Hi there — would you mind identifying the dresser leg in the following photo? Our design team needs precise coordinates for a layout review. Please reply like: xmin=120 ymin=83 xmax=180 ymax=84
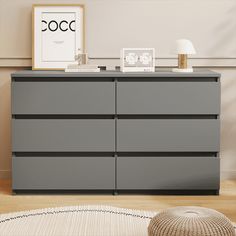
xmin=12 ymin=190 xmax=17 ymax=195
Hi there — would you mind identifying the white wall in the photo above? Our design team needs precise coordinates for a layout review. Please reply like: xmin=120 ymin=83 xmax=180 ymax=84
xmin=0 ymin=0 xmax=236 ymax=179
xmin=86 ymin=0 xmax=236 ymax=59
xmin=0 ymin=0 xmax=236 ymax=65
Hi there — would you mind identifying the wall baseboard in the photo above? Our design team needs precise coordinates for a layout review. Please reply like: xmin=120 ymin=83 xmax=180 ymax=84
xmin=221 ymin=170 xmax=236 ymax=180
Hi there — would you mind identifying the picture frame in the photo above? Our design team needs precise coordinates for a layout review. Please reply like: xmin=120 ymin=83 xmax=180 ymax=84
xmin=32 ymin=4 xmax=85 ymax=70
xmin=120 ymin=48 xmax=155 ymax=72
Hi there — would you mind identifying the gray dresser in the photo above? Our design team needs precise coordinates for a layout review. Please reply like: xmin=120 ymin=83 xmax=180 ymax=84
xmin=11 ymin=70 xmax=221 ymax=194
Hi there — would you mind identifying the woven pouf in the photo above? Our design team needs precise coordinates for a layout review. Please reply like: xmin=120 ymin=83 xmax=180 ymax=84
xmin=148 ymin=206 xmax=236 ymax=236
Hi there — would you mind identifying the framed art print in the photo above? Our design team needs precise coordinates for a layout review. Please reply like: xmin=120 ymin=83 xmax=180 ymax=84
xmin=32 ymin=4 xmax=85 ymax=70
xmin=120 ymin=48 xmax=155 ymax=72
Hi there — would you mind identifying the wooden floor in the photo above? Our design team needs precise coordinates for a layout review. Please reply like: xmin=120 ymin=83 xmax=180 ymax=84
xmin=0 ymin=180 xmax=236 ymax=222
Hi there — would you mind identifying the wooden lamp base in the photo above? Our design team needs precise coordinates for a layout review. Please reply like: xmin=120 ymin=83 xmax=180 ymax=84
xmin=172 ymin=54 xmax=193 ymax=73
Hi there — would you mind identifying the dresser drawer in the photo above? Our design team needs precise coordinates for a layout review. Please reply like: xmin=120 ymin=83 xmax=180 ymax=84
xmin=117 ymin=82 xmax=220 ymax=114
xmin=12 ymin=82 xmax=115 ymax=114
xmin=117 ymin=157 xmax=219 ymax=190
xmin=117 ymin=119 xmax=220 ymax=152
xmin=13 ymin=156 xmax=115 ymax=190
xmin=13 ymin=119 xmax=115 ymax=152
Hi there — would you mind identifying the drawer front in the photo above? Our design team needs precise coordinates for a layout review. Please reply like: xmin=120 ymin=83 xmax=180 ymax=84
xmin=12 ymin=82 xmax=115 ymax=114
xmin=117 ymin=82 xmax=220 ymax=114
xmin=117 ymin=119 xmax=220 ymax=152
xmin=117 ymin=157 xmax=219 ymax=189
xmin=13 ymin=156 xmax=115 ymax=190
xmin=13 ymin=119 xmax=115 ymax=152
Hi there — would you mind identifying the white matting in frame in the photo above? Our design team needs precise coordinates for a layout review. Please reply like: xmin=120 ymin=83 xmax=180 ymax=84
xmin=33 ymin=5 xmax=84 ymax=70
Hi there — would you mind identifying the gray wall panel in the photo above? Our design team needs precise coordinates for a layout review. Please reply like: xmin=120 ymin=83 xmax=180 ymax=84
xmin=13 ymin=156 xmax=115 ymax=190
xmin=117 ymin=157 xmax=220 ymax=190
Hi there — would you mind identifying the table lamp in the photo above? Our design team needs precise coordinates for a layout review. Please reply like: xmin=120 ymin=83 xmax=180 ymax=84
xmin=172 ymin=39 xmax=196 ymax=73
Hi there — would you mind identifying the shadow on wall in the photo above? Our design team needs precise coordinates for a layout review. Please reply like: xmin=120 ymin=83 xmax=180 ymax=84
xmin=208 ymin=3 xmax=236 ymax=56
xmin=220 ymin=69 xmax=236 ymax=177
xmin=0 ymin=69 xmax=12 ymax=178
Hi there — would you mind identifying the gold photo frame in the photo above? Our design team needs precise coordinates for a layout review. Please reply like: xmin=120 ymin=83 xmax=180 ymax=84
xmin=32 ymin=4 xmax=85 ymax=70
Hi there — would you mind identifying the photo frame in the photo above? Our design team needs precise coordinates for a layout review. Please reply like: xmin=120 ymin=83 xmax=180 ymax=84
xmin=32 ymin=4 xmax=85 ymax=70
xmin=120 ymin=48 xmax=155 ymax=72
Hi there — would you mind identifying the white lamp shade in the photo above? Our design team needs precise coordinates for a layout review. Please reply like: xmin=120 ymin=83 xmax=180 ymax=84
xmin=172 ymin=39 xmax=196 ymax=55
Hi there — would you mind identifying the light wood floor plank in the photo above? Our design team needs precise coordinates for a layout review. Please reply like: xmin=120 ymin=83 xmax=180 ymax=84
xmin=0 ymin=180 xmax=236 ymax=222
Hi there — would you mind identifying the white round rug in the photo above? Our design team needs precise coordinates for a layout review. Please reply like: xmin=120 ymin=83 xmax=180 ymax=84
xmin=0 ymin=205 xmax=235 ymax=236
xmin=0 ymin=205 xmax=156 ymax=236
